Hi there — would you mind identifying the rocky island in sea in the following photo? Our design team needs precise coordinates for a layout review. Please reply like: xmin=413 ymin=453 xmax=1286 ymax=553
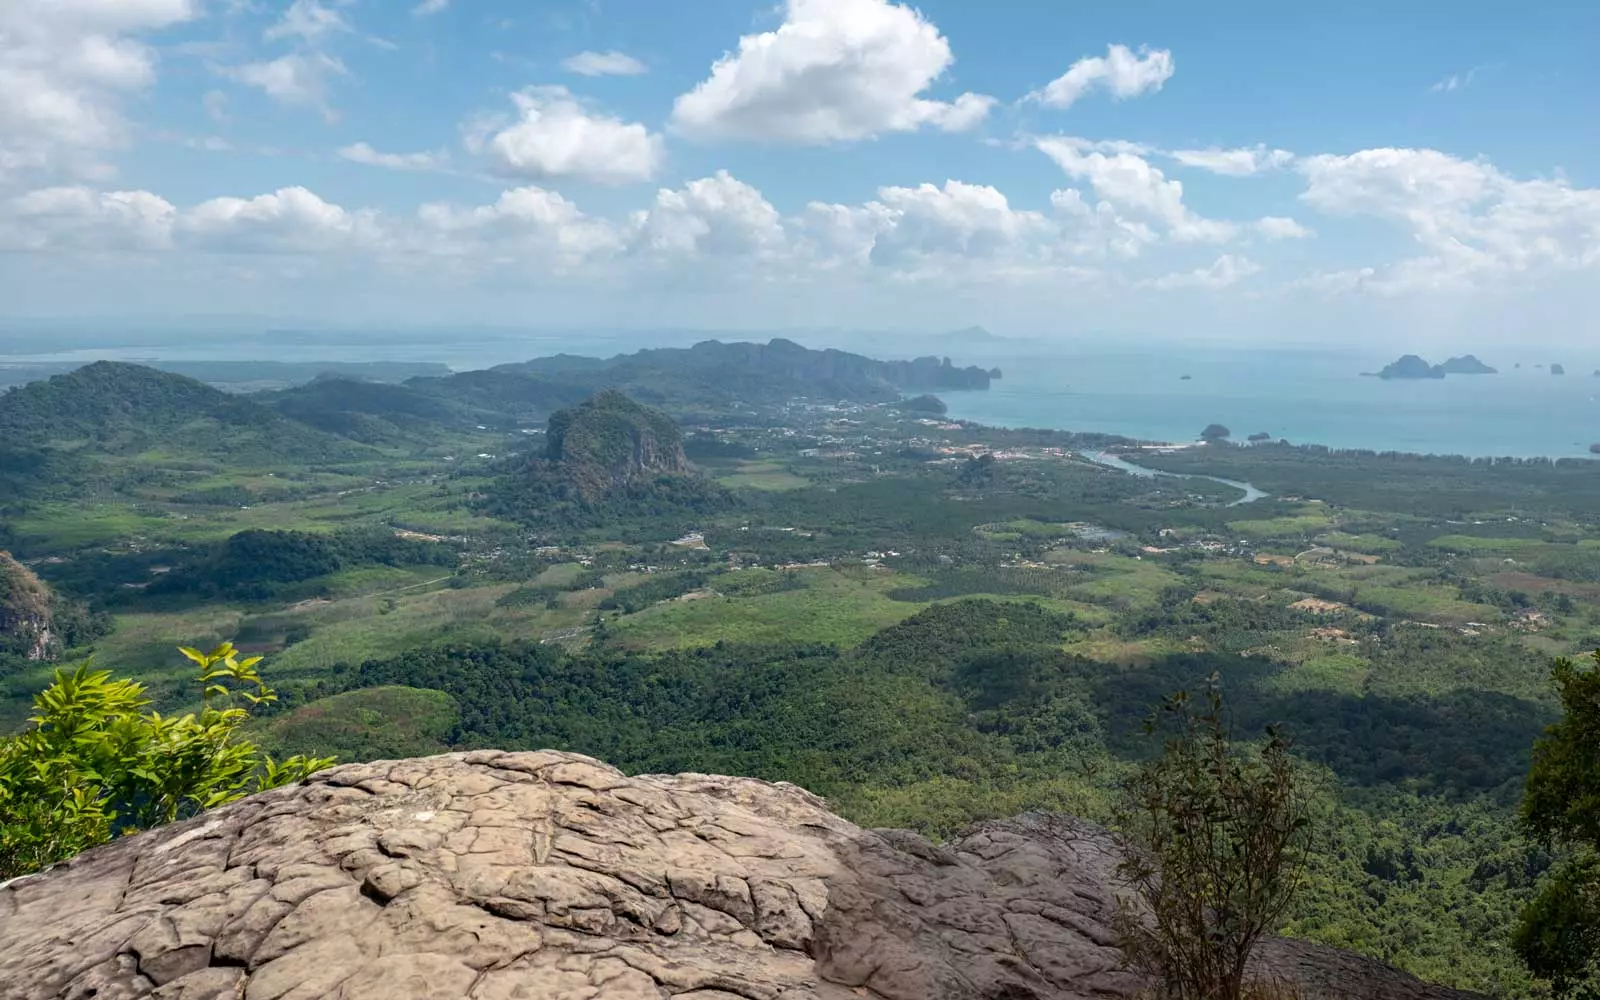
xmin=1364 ymin=354 xmax=1498 ymax=379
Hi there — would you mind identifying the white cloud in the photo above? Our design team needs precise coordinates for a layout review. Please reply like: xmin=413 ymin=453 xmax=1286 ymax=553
xmin=413 ymin=0 xmax=449 ymax=15
xmin=562 ymin=50 xmax=648 ymax=77
xmin=1169 ymin=145 xmax=1294 ymax=177
xmin=0 ymin=0 xmax=199 ymax=181
xmin=669 ymin=0 xmax=995 ymax=144
xmin=1256 ymin=216 xmax=1313 ymax=240
xmin=228 ymin=52 xmax=348 ymax=110
xmin=476 ymin=86 xmax=663 ymax=185
xmin=178 ymin=186 xmax=382 ymax=253
xmin=1037 ymin=137 xmax=1238 ymax=243
xmin=630 ymin=171 xmax=787 ymax=258
xmin=0 ymin=185 xmax=176 ymax=250
xmin=1429 ymin=68 xmax=1476 ymax=93
xmin=1030 ymin=44 xmax=1174 ymax=110
xmin=807 ymin=180 xmax=1050 ymax=270
xmin=1298 ymin=147 xmax=1600 ymax=291
xmin=265 ymin=0 xmax=350 ymax=44
xmin=338 ymin=142 xmax=447 ymax=172
xmin=1148 ymin=254 xmax=1260 ymax=290
xmin=418 ymin=186 xmax=621 ymax=265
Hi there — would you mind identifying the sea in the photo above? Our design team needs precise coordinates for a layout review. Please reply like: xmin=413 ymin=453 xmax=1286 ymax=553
xmin=2 ymin=332 xmax=1597 ymax=460
xmin=938 ymin=348 xmax=1600 ymax=461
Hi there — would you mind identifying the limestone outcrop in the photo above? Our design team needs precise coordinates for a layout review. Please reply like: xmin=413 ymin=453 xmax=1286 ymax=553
xmin=0 ymin=751 xmax=1483 ymax=999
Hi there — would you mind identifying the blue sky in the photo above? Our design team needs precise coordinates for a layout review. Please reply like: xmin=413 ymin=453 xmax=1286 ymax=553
xmin=1 ymin=0 xmax=1597 ymax=348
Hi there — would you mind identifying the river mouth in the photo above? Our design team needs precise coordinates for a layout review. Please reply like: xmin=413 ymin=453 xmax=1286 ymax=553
xmin=1081 ymin=450 xmax=1269 ymax=506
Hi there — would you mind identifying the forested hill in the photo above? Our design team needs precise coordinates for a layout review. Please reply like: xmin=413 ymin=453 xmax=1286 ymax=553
xmin=0 ymin=362 xmax=368 ymax=464
xmin=495 ymin=338 xmax=995 ymax=409
xmin=264 ymin=375 xmax=478 ymax=446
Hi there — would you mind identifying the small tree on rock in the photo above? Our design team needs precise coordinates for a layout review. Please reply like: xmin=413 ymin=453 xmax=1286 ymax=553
xmin=1114 ymin=674 xmax=1310 ymax=1000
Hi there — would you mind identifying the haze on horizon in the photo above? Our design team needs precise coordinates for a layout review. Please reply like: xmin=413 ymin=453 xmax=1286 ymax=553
xmin=1 ymin=0 xmax=1596 ymax=351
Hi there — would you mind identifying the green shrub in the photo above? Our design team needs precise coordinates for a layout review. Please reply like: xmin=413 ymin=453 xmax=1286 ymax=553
xmin=0 ymin=642 xmax=332 ymax=879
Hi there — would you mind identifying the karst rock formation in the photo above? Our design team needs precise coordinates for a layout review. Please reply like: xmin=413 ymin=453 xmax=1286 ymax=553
xmin=0 ymin=751 xmax=1483 ymax=999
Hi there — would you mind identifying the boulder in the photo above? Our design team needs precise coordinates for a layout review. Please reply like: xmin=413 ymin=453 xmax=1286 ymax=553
xmin=0 ymin=751 xmax=1483 ymax=999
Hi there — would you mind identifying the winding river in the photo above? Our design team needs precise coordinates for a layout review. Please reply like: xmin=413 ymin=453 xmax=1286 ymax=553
xmin=1082 ymin=451 xmax=1269 ymax=507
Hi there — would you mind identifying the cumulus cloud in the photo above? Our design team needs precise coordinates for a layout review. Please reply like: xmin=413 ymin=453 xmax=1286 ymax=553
xmin=0 ymin=185 xmax=176 ymax=250
xmin=1030 ymin=44 xmax=1174 ymax=110
xmin=1169 ymin=145 xmax=1294 ymax=177
xmin=413 ymin=0 xmax=449 ymax=15
xmin=806 ymin=180 xmax=1050 ymax=271
xmin=1148 ymin=254 xmax=1260 ymax=290
xmin=476 ymin=87 xmax=664 ymax=185
xmin=1297 ymin=147 xmax=1600 ymax=290
xmin=338 ymin=142 xmax=447 ymax=172
xmin=1037 ymin=137 xmax=1237 ymax=243
xmin=563 ymin=51 xmax=648 ymax=77
xmin=179 ymin=186 xmax=382 ymax=253
xmin=417 ymin=186 xmax=621 ymax=265
xmin=630 ymin=171 xmax=787 ymax=258
xmin=0 ymin=0 xmax=199 ymax=181
xmin=669 ymin=0 xmax=995 ymax=143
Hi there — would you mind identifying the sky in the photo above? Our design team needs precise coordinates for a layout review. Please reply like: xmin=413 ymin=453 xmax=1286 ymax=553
xmin=0 ymin=0 xmax=1597 ymax=348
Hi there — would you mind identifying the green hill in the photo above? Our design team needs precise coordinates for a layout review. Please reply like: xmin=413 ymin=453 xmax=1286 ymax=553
xmin=0 ymin=362 xmax=370 ymax=465
xmin=266 ymin=376 xmax=473 ymax=445
xmin=490 ymin=391 xmax=731 ymax=525
xmin=253 ymin=686 xmax=458 ymax=761
xmin=496 ymin=338 xmax=994 ymax=413
xmin=404 ymin=369 xmax=595 ymax=427
xmin=546 ymin=390 xmax=691 ymax=500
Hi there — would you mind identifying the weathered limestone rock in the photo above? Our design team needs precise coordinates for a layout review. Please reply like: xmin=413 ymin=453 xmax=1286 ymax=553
xmin=0 ymin=751 xmax=1482 ymax=999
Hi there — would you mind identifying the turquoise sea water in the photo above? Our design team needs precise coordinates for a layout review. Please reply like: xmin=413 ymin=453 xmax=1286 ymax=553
xmin=940 ymin=349 xmax=1600 ymax=460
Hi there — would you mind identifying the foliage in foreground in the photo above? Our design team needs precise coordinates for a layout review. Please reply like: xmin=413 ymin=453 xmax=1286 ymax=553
xmin=1115 ymin=676 xmax=1310 ymax=1000
xmin=0 ymin=643 xmax=332 ymax=879
xmin=1517 ymin=651 xmax=1600 ymax=997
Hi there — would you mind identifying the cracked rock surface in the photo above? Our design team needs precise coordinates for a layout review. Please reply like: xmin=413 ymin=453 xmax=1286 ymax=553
xmin=0 ymin=751 xmax=1480 ymax=999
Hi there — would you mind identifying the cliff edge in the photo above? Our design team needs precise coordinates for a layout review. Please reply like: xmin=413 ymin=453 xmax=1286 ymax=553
xmin=0 ymin=751 xmax=1483 ymax=999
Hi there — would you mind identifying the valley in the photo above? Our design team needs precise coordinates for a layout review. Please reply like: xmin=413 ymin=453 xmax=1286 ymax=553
xmin=5 ymin=340 xmax=1600 ymax=995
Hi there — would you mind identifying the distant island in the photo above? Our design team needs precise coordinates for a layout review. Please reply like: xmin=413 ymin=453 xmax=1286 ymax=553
xmin=1364 ymin=354 xmax=1497 ymax=380
xmin=1248 ymin=432 xmax=1272 ymax=442
xmin=1551 ymin=363 xmax=1566 ymax=376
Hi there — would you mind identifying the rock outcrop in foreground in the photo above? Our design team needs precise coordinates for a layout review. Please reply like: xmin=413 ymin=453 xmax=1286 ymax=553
xmin=0 ymin=751 xmax=1482 ymax=999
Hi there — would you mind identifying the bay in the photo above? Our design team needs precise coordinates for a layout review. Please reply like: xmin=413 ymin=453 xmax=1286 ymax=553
xmin=940 ymin=348 xmax=1600 ymax=460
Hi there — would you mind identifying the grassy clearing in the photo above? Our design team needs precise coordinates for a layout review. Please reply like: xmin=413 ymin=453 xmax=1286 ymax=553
xmin=613 ymin=567 xmax=927 ymax=650
xmin=715 ymin=461 xmax=810 ymax=491
xmin=1266 ymin=652 xmax=1371 ymax=695
xmin=262 ymin=583 xmax=585 ymax=676
xmin=1226 ymin=510 xmax=1339 ymax=539
xmin=1314 ymin=531 xmax=1403 ymax=554
xmin=1061 ymin=631 xmax=1186 ymax=665
xmin=1051 ymin=552 xmax=1185 ymax=611
xmin=533 ymin=563 xmax=587 ymax=587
